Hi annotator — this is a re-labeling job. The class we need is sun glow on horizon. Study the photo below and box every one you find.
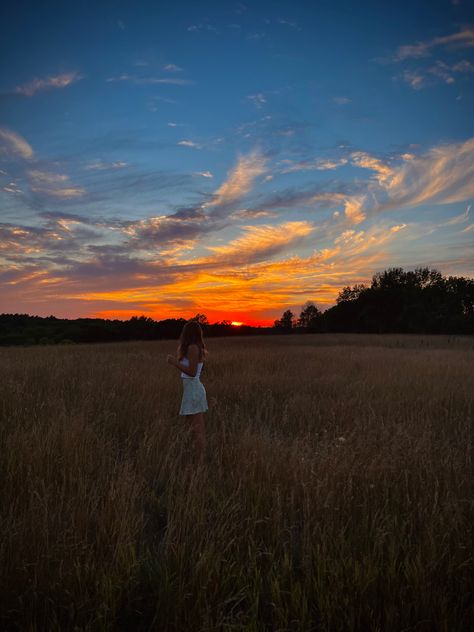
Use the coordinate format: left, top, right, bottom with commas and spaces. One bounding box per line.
231, 321, 244, 326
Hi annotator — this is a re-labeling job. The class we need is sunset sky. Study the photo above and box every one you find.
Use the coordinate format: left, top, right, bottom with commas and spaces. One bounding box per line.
0, 1, 473, 325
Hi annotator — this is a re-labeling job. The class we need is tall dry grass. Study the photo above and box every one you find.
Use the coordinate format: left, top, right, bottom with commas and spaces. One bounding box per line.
0, 334, 472, 631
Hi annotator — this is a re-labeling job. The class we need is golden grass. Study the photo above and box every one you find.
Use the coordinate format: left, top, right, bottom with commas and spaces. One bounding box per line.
0, 334, 472, 631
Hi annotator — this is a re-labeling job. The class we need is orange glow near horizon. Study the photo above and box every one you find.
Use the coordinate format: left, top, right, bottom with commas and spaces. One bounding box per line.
94, 309, 272, 327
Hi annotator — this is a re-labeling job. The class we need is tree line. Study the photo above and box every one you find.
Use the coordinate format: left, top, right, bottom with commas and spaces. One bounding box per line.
0, 267, 473, 345
274, 267, 474, 335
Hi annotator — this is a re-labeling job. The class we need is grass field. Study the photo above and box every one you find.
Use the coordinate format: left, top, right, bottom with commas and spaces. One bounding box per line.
0, 334, 472, 631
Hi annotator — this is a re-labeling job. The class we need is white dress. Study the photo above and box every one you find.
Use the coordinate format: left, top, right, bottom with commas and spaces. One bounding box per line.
179, 357, 208, 415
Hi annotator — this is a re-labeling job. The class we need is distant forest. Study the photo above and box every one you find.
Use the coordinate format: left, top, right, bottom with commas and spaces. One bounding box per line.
1, 268, 473, 346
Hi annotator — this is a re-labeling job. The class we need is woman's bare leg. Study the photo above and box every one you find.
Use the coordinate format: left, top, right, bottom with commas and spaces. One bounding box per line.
188, 412, 206, 461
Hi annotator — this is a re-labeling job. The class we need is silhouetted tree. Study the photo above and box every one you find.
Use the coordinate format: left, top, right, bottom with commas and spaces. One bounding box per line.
274, 309, 295, 331
322, 267, 474, 334
336, 284, 367, 303
297, 302, 321, 331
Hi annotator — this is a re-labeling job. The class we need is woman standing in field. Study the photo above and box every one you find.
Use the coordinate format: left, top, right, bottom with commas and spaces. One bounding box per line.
167, 320, 208, 460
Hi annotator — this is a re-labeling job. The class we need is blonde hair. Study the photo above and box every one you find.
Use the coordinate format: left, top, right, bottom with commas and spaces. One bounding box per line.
177, 320, 207, 361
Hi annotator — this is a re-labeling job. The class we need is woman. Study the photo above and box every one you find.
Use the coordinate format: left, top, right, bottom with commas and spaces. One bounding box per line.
167, 320, 208, 459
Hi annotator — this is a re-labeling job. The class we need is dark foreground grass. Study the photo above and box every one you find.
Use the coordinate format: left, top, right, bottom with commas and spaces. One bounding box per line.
0, 334, 472, 631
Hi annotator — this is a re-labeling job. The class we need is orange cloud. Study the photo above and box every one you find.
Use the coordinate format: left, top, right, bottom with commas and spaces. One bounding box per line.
198, 221, 314, 264
205, 149, 267, 210
54, 222, 407, 324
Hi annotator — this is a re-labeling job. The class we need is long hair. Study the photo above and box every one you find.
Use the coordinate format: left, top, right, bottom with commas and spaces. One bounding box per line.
178, 320, 207, 361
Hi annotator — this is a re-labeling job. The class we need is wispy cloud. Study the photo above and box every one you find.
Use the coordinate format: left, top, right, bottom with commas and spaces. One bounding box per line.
394, 26, 474, 61
106, 74, 193, 85
163, 63, 183, 72
398, 59, 474, 89
0, 127, 87, 199
388, 27, 474, 89
187, 23, 219, 33
379, 138, 474, 209
205, 150, 268, 212
194, 171, 213, 178
247, 93, 267, 108
195, 222, 313, 266
428, 59, 474, 83
84, 160, 128, 171
28, 168, 86, 198
230, 209, 278, 219
277, 18, 301, 30
14, 72, 82, 97
341, 139, 474, 222
343, 197, 367, 224
399, 70, 426, 89
280, 158, 348, 173
333, 96, 351, 105
0, 127, 34, 159
178, 140, 202, 149
350, 151, 393, 184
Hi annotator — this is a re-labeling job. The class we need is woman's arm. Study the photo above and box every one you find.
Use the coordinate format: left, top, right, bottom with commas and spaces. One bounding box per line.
167, 344, 199, 377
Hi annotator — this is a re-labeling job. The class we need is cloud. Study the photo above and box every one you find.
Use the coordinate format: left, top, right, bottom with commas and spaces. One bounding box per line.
333, 97, 351, 105
200, 221, 314, 265
428, 59, 474, 83
0, 215, 98, 260
350, 151, 393, 184
400, 70, 426, 89
187, 23, 219, 33
336, 139, 474, 223
106, 74, 193, 85
280, 158, 348, 173
255, 139, 474, 227
27, 169, 86, 199
398, 59, 474, 89
0, 127, 34, 159
205, 150, 267, 212
394, 26, 474, 61
178, 140, 202, 149
248, 188, 350, 214
163, 63, 183, 72
0, 127, 87, 202
277, 18, 300, 30
377, 137, 474, 211
230, 209, 278, 219
14, 72, 82, 97
194, 171, 213, 178
3, 138, 472, 321
32, 186, 86, 198
118, 207, 220, 253
344, 197, 367, 224
27, 170, 69, 184
247, 93, 267, 108
84, 160, 128, 171
440, 205, 470, 227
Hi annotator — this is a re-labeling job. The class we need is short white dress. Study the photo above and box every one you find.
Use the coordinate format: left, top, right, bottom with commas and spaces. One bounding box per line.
179, 357, 208, 415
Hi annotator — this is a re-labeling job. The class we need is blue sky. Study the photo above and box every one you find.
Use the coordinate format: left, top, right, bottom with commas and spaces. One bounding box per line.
0, 0, 473, 323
